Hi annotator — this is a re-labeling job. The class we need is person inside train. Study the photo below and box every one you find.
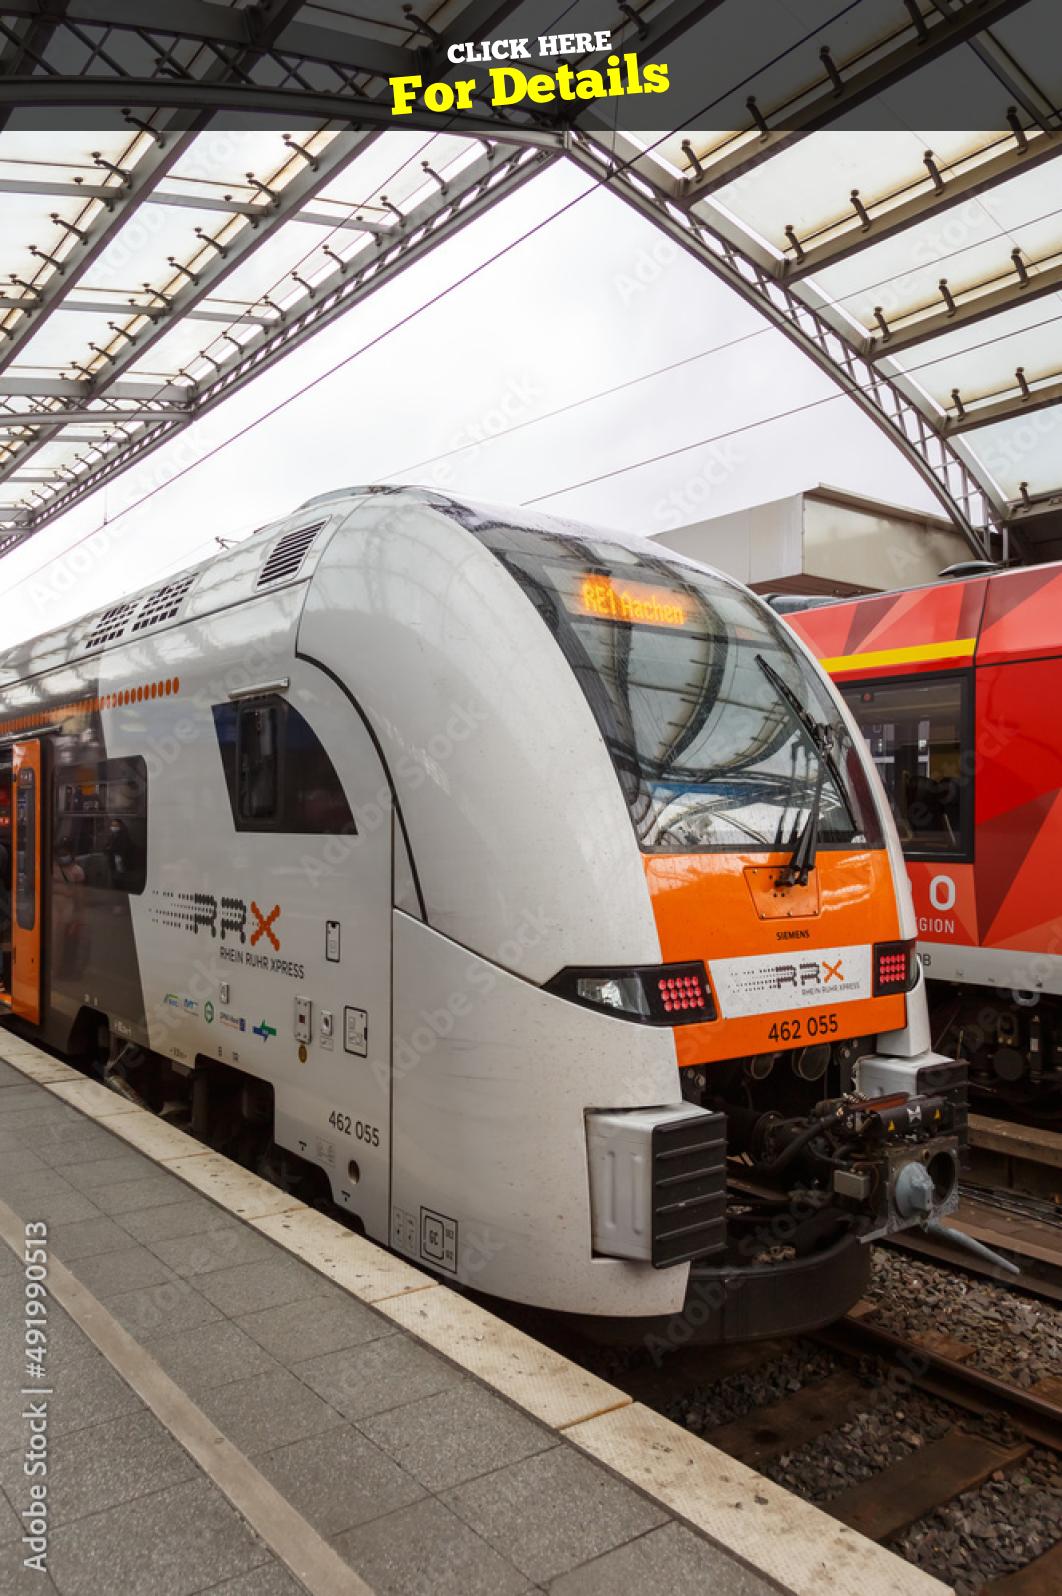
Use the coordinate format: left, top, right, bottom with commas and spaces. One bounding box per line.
102, 816, 143, 891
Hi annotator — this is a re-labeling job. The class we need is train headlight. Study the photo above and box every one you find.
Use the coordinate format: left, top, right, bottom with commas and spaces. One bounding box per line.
576, 975, 650, 1017
548, 962, 717, 1026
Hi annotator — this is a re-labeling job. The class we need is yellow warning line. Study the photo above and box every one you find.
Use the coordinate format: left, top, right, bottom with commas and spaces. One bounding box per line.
820, 637, 976, 674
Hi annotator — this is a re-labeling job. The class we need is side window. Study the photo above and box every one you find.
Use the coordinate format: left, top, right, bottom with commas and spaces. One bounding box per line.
55, 756, 148, 894
238, 704, 279, 821
841, 672, 971, 861
213, 696, 356, 835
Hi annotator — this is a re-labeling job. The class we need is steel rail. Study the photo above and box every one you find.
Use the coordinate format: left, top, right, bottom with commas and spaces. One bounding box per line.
816, 1311, 1062, 1452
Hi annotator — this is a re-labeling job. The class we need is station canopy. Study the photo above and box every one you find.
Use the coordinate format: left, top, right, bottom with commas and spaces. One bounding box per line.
0, 0, 1060, 564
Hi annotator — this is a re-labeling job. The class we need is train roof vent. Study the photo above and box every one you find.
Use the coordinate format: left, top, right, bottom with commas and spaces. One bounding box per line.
131, 572, 196, 633
83, 599, 138, 652
256, 521, 325, 588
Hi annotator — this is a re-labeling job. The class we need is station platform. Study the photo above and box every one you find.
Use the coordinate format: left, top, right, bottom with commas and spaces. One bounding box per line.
0, 1033, 947, 1596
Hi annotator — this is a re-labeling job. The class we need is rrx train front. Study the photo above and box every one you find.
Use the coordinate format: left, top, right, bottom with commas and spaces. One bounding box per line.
297, 489, 967, 1343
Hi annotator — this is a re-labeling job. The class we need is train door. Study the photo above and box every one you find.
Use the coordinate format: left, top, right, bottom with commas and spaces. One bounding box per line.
10, 741, 43, 1024
0, 748, 11, 1008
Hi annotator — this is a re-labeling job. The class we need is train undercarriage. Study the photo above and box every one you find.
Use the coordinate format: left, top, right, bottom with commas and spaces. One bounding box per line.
929, 984, 1062, 1119
74, 1015, 969, 1346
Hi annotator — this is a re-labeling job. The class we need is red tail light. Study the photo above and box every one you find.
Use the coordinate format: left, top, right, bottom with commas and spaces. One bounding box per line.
873, 939, 919, 995
656, 972, 710, 1015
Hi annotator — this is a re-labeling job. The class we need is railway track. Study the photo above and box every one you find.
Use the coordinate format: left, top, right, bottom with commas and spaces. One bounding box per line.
607, 1293, 1062, 1594
885, 1116, 1062, 1304
815, 1306, 1062, 1592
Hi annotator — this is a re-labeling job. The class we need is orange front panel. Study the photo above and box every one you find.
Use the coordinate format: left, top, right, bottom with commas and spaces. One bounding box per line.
645, 848, 906, 1066
11, 741, 42, 1025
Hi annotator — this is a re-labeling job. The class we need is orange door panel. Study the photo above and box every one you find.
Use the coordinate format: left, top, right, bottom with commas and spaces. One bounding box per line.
11, 741, 42, 1025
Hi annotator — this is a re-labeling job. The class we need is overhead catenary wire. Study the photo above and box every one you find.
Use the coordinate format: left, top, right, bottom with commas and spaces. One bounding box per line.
0, 2, 1030, 589
4, 149, 989, 605
1, 0, 877, 512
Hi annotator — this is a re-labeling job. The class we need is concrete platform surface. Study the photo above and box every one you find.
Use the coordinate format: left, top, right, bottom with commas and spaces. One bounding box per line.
0, 1038, 949, 1596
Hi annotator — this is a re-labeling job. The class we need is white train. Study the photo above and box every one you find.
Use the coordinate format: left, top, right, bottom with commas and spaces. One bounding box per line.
0, 487, 966, 1340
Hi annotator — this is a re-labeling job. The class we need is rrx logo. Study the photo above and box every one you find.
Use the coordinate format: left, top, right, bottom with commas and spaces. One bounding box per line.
187, 893, 282, 951
771, 958, 844, 991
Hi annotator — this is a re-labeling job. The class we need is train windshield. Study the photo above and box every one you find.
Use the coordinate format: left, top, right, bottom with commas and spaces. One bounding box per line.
469, 518, 883, 854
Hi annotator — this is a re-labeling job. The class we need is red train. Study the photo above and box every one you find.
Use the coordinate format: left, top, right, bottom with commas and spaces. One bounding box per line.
786, 560, 1062, 1112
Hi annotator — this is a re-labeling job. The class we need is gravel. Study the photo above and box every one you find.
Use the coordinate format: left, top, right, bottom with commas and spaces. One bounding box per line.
763, 1387, 955, 1501
895, 1448, 1062, 1595
863, 1247, 1062, 1389
649, 1342, 840, 1431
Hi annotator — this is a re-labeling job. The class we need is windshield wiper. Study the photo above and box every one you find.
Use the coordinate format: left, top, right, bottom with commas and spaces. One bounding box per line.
755, 653, 837, 886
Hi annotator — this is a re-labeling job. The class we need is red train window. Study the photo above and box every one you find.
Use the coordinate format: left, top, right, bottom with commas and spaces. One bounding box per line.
841, 673, 972, 861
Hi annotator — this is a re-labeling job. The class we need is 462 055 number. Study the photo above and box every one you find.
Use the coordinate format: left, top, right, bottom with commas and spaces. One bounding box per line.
767, 1012, 839, 1044
328, 1110, 380, 1146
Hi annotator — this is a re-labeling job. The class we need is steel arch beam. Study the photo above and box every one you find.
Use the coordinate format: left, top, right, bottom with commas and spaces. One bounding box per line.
566, 133, 1003, 556
0, 0, 341, 374
5, 143, 556, 540
0, 76, 559, 135
0, 129, 378, 491
0, 0, 417, 78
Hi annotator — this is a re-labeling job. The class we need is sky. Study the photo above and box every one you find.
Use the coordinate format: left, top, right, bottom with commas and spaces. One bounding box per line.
0, 154, 944, 648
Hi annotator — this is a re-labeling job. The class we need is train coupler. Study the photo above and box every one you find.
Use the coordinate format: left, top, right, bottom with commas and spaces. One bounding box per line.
843, 1047, 969, 1241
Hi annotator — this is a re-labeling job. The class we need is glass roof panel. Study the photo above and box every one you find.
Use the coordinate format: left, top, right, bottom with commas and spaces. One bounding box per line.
6, 438, 96, 473
671, 0, 922, 130
80, 202, 253, 303
167, 129, 308, 189
881, 296, 1060, 405
184, 217, 359, 310
710, 130, 1007, 250
313, 131, 481, 212
8, 309, 121, 372
299, 0, 417, 40
959, 412, 1062, 499
671, 46, 1015, 197
0, 191, 102, 294
105, 317, 231, 384
807, 158, 1062, 331
0, 128, 140, 176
